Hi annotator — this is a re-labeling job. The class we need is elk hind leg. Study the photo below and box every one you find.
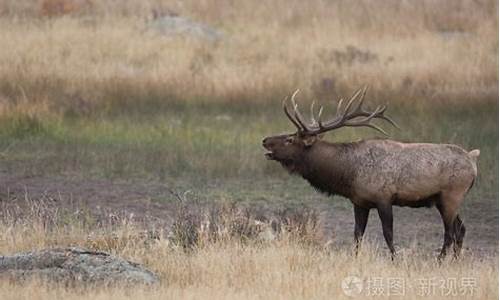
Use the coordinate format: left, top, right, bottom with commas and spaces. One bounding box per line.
436, 191, 464, 261
453, 215, 466, 258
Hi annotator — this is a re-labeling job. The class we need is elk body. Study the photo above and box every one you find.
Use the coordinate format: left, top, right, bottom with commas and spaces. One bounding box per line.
262, 87, 479, 259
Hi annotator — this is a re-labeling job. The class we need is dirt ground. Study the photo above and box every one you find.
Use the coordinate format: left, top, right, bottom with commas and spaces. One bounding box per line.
0, 172, 497, 257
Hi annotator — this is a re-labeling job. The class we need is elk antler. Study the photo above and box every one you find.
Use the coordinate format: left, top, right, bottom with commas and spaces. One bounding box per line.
282, 86, 398, 136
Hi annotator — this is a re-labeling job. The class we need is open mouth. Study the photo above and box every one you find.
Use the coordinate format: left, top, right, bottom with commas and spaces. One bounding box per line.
265, 152, 274, 160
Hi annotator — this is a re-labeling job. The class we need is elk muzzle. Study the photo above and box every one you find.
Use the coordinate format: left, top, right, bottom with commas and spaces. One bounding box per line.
262, 137, 275, 160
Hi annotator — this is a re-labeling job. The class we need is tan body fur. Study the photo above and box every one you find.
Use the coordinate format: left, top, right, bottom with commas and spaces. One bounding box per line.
301, 139, 478, 209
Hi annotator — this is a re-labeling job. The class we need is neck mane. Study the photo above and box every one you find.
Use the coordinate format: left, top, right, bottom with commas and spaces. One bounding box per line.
298, 141, 358, 198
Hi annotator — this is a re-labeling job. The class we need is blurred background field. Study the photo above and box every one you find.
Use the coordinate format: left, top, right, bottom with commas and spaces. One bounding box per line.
0, 1, 497, 298
0, 0, 497, 189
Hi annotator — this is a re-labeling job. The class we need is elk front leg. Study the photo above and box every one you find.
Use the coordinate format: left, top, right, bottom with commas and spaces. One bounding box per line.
377, 203, 396, 258
353, 204, 370, 255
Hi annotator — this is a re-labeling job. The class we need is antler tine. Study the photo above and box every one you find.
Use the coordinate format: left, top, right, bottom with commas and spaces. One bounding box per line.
335, 98, 344, 117
348, 123, 389, 136
317, 106, 324, 128
381, 115, 399, 129
345, 87, 400, 130
356, 102, 400, 129
290, 89, 311, 131
349, 85, 368, 116
372, 104, 399, 129
310, 101, 317, 125
343, 87, 364, 116
344, 105, 382, 124
309, 101, 325, 128
282, 96, 303, 131
321, 88, 364, 128
373, 104, 399, 129
343, 105, 390, 135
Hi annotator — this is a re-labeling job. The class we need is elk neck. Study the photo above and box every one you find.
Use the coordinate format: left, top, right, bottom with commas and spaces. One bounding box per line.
297, 140, 357, 198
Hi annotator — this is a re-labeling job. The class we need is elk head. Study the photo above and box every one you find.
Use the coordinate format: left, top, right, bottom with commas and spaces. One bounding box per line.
262, 86, 398, 172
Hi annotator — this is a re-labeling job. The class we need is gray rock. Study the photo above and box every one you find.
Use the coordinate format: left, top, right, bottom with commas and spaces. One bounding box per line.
147, 16, 223, 42
0, 247, 159, 285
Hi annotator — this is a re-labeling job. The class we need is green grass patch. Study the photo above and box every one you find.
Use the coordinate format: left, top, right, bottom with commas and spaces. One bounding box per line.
0, 98, 497, 202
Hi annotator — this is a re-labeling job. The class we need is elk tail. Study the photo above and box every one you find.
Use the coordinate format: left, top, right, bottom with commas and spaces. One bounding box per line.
468, 149, 480, 162
468, 149, 480, 177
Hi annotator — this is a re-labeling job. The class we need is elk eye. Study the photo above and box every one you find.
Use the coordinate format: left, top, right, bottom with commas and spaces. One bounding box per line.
285, 137, 294, 144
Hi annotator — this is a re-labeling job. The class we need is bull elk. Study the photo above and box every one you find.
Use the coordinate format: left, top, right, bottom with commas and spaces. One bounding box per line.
262, 87, 479, 260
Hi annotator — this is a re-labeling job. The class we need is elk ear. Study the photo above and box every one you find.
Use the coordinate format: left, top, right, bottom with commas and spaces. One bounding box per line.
302, 135, 318, 147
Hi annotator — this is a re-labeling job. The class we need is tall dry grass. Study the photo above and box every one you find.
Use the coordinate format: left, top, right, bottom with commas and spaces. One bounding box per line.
0, 197, 497, 300
0, 244, 497, 299
0, 0, 497, 118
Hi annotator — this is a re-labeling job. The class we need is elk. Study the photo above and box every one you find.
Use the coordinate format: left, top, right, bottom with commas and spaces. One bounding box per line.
262, 87, 479, 260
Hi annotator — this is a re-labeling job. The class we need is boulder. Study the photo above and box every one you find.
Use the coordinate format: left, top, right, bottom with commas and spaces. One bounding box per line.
0, 247, 159, 285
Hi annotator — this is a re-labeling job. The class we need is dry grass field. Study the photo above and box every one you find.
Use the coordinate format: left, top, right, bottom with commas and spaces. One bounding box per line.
0, 0, 498, 299
0, 0, 497, 113
0, 197, 498, 300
